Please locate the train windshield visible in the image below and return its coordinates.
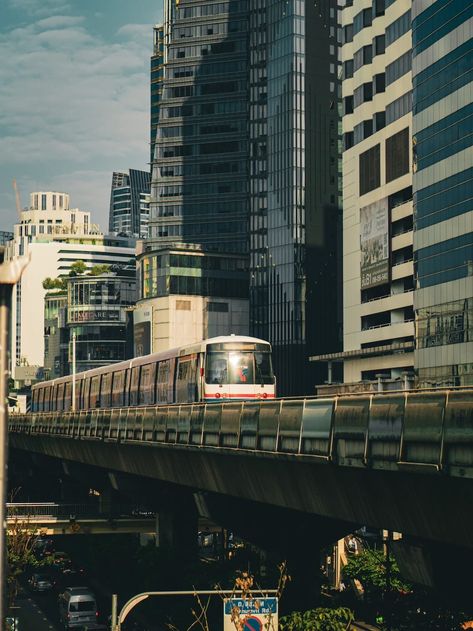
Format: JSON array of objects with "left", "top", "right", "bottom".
[{"left": 206, "top": 350, "right": 274, "bottom": 385}]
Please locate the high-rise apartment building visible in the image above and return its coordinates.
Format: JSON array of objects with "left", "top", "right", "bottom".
[
  {"left": 412, "top": 1, "right": 473, "bottom": 387},
  {"left": 248, "top": 0, "right": 341, "bottom": 395},
  {"left": 319, "top": 0, "right": 414, "bottom": 388},
  {"left": 147, "top": 0, "right": 249, "bottom": 255},
  {"left": 5, "top": 192, "right": 135, "bottom": 381},
  {"left": 109, "top": 169, "right": 151, "bottom": 238}
]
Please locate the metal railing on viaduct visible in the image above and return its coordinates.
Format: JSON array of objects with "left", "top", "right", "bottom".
[
  {"left": 8, "top": 387, "right": 473, "bottom": 551},
  {"left": 9, "top": 387, "right": 473, "bottom": 478}
]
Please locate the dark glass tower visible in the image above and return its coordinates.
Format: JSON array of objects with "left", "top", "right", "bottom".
[
  {"left": 151, "top": 24, "right": 165, "bottom": 165},
  {"left": 249, "top": 0, "right": 341, "bottom": 395},
  {"left": 147, "top": 0, "right": 249, "bottom": 254},
  {"left": 148, "top": 0, "right": 341, "bottom": 396}
]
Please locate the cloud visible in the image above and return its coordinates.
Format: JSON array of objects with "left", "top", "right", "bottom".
[
  {"left": 0, "top": 14, "right": 151, "bottom": 229},
  {"left": 7, "top": 0, "right": 71, "bottom": 17}
]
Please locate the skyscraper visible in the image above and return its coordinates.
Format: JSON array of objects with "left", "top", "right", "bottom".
[
  {"left": 147, "top": 0, "right": 249, "bottom": 255},
  {"left": 249, "top": 0, "right": 341, "bottom": 395},
  {"left": 412, "top": 1, "right": 473, "bottom": 387},
  {"left": 314, "top": 0, "right": 415, "bottom": 392},
  {"left": 109, "top": 169, "right": 151, "bottom": 238},
  {"left": 148, "top": 0, "right": 341, "bottom": 395}
]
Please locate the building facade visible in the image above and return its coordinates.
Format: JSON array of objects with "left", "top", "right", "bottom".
[
  {"left": 44, "top": 291, "right": 68, "bottom": 380},
  {"left": 135, "top": 245, "right": 249, "bottom": 354},
  {"left": 109, "top": 169, "right": 151, "bottom": 239},
  {"left": 319, "top": 0, "right": 414, "bottom": 387},
  {"left": 67, "top": 273, "right": 136, "bottom": 372},
  {"left": 248, "top": 0, "right": 341, "bottom": 395},
  {"left": 5, "top": 192, "right": 135, "bottom": 380},
  {"left": 412, "top": 0, "right": 473, "bottom": 387},
  {"left": 147, "top": 0, "right": 250, "bottom": 255}
]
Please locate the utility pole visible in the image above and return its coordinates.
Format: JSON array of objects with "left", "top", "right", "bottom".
[
  {"left": 0, "top": 257, "right": 29, "bottom": 624},
  {"left": 71, "top": 331, "right": 76, "bottom": 411}
]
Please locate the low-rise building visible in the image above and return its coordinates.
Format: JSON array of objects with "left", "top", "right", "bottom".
[{"left": 134, "top": 244, "right": 249, "bottom": 355}]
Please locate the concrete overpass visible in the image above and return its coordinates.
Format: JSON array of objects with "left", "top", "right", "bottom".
[{"left": 8, "top": 388, "right": 473, "bottom": 600}]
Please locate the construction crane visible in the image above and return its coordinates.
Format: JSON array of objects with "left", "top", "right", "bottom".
[{"left": 12, "top": 179, "right": 22, "bottom": 218}]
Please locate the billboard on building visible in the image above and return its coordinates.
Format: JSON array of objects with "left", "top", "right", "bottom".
[
  {"left": 360, "top": 198, "right": 390, "bottom": 289},
  {"left": 134, "top": 304, "right": 153, "bottom": 356}
]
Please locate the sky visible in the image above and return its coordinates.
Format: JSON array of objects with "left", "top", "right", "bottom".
[{"left": 0, "top": 0, "right": 163, "bottom": 232}]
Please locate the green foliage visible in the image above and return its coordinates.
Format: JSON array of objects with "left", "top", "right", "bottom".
[
  {"left": 343, "top": 550, "right": 410, "bottom": 596},
  {"left": 69, "top": 260, "right": 87, "bottom": 276},
  {"left": 88, "top": 263, "right": 111, "bottom": 276},
  {"left": 42, "top": 276, "right": 67, "bottom": 290},
  {"left": 280, "top": 607, "right": 354, "bottom": 631}
]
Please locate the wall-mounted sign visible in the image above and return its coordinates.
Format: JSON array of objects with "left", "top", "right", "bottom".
[{"left": 360, "top": 198, "right": 390, "bottom": 289}]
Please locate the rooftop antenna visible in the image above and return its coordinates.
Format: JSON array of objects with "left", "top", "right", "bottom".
[{"left": 12, "top": 179, "right": 22, "bottom": 219}]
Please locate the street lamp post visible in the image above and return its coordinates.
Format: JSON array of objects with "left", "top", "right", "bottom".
[
  {"left": 0, "top": 257, "right": 29, "bottom": 624},
  {"left": 71, "top": 331, "right": 76, "bottom": 412}
]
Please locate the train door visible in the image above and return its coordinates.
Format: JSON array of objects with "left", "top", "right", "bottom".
[{"left": 176, "top": 355, "right": 198, "bottom": 403}]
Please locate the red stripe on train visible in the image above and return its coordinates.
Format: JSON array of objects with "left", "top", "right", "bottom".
[{"left": 204, "top": 393, "right": 275, "bottom": 400}]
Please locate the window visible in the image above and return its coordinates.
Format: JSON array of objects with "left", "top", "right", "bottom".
[
  {"left": 374, "top": 111, "right": 386, "bottom": 131},
  {"left": 344, "top": 95, "right": 354, "bottom": 115},
  {"left": 374, "top": 73, "right": 385, "bottom": 93},
  {"left": 353, "top": 8, "right": 372, "bottom": 35},
  {"left": 386, "top": 51, "right": 411, "bottom": 86},
  {"left": 359, "top": 144, "right": 380, "bottom": 195},
  {"left": 354, "top": 82, "right": 373, "bottom": 108},
  {"left": 344, "top": 23, "right": 353, "bottom": 44},
  {"left": 386, "top": 10, "right": 410, "bottom": 47},
  {"left": 374, "top": 35, "right": 385, "bottom": 55},
  {"left": 41, "top": 194, "right": 47, "bottom": 210},
  {"left": 344, "top": 59, "right": 354, "bottom": 79},
  {"left": 386, "top": 127, "right": 409, "bottom": 183},
  {"left": 386, "top": 91, "right": 412, "bottom": 125}
]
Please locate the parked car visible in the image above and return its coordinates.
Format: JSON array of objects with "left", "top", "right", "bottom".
[
  {"left": 58, "top": 587, "right": 98, "bottom": 629},
  {"left": 29, "top": 572, "right": 53, "bottom": 592}
]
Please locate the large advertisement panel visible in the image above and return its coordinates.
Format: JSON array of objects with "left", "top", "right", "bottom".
[{"left": 360, "top": 198, "right": 390, "bottom": 289}]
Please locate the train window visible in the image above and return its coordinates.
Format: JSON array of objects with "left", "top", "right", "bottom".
[
  {"left": 76, "top": 379, "right": 83, "bottom": 411},
  {"left": 139, "top": 364, "right": 156, "bottom": 406},
  {"left": 82, "top": 378, "right": 91, "bottom": 409},
  {"left": 129, "top": 367, "right": 140, "bottom": 406},
  {"left": 254, "top": 352, "right": 274, "bottom": 385},
  {"left": 206, "top": 352, "right": 256, "bottom": 385},
  {"left": 112, "top": 370, "right": 125, "bottom": 408},
  {"left": 64, "top": 382, "right": 72, "bottom": 412},
  {"left": 176, "top": 356, "right": 197, "bottom": 403},
  {"left": 89, "top": 376, "right": 101, "bottom": 409},
  {"left": 157, "top": 361, "right": 170, "bottom": 403},
  {"left": 45, "top": 386, "right": 52, "bottom": 412},
  {"left": 101, "top": 373, "right": 112, "bottom": 408}
]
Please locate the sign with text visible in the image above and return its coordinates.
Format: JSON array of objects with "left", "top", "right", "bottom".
[
  {"left": 360, "top": 198, "right": 390, "bottom": 289},
  {"left": 224, "top": 597, "right": 278, "bottom": 631}
]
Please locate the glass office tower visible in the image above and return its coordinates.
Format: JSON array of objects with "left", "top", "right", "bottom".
[
  {"left": 249, "top": 0, "right": 341, "bottom": 395},
  {"left": 413, "top": 1, "right": 473, "bottom": 386},
  {"left": 147, "top": 0, "right": 249, "bottom": 255},
  {"left": 109, "top": 169, "right": 151, "bottom": 238}
]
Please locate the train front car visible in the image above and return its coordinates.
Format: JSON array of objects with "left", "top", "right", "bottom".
[{"left": 203, "top": 337, "right": 275, "bottom": 401}]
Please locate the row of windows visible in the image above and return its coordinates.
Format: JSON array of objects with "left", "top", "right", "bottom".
[
  {"left": 162, "top": 99, "right": 245, "bottom": 119},
  {"left": 157, "top": 140, "right": 242, "bottom": 159},
  {"left": 141, "top": 253, "right": 246, "bottom": 273},
  {"left": 414, "top": 167, "right": 473, "bottom": 230},
  {"left": 352, "top": 35, "right": 385, "bottom": 73},
  {"left": 171, "top": 60, "right": 246, "bottom": 79},
  {"left": 153, "top": 200, "right": 246, "bottom": 218},
  {"left": 174, "top": 20, "right": 246, "bottom": 39},
  {"left": 164, "top": 80, "right": 241, "bottom": 99},
  {"left": 386, "top": 10, "right": 410, "bottom": 47},
  {"left": 415, "top": 108, "right": 473, "bottom": 172},
  {"left": 413, "top": 0, "right": 472, "bottom": 55},
  {"left": 352, "top": 112, "right": 386, "bottom": 145},
  {"left": 386, "top": 90, "right": 412, "bottom": 125},
  {"left": 417, "top": 297, "right": 473, "bottom": 350},
  {"left": 415, "top": 232, "right": 473, "bottom": 289},
  {"left": 159, "top": 160, "right": 244, "bottom": 178},
  {"left": 142, "top": 275, "right": 248, "bottom": 300},
  {"left": 413, "top": 39, "right": 473, "bottom": 114},
  {"left": 169, "top": 39, "right": 242, "bottom": 60},
  {"left": 153, "top": 220, "right": 246, "bottom": 238},
  {"left": 351, "top": 74, "right": 385, "bottom": 109},
  {"left": 157, "top": 180, "right": 246, "bottom": 198},
  {"left": 386, "top": 50, "right": 411, "bottom": 86},
  {"left": 177, "top": 1, "right": 248, "bottom": 19}
]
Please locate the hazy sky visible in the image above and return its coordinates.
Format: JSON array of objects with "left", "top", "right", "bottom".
[{"left": 0, "top": 0, "right": 163, "bottom": 232}]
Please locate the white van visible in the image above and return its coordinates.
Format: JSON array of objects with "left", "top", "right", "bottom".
[{"left": 58, "top": 587, "right": 98, "bottom": 629}]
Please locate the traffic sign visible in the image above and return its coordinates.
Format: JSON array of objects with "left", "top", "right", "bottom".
[{"left": 224, "top": 597, "right": 278, "bottom": 631}]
